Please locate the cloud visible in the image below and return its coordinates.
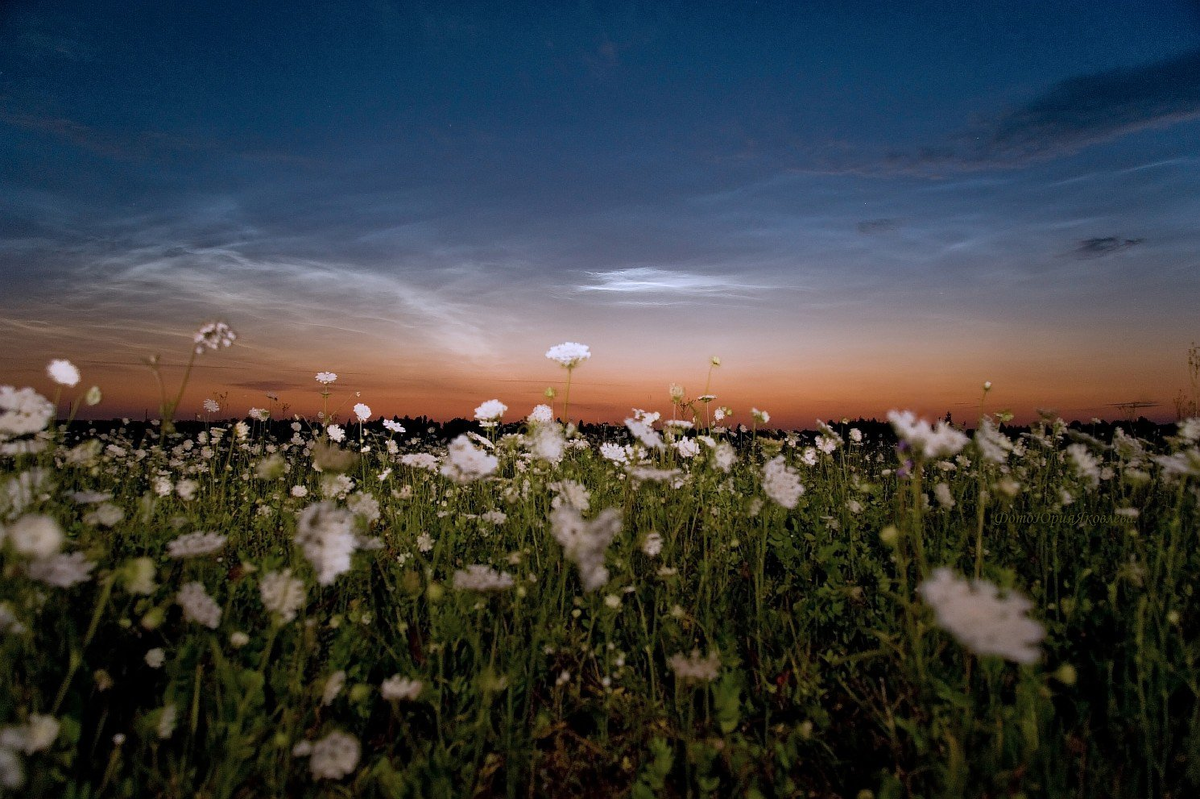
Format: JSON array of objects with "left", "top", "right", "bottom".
[
  {"left": 852, "top": 49, "right": 1200, "bottom": 175},
  {"left": 857, "top": 218, "right": 901, "bottom": 234},
  {"left": 1070, "top": 237, "right": 1144, "bottom": 259},
  {"left": 574, "top": 267, "right": 781, "bottom": 305}
]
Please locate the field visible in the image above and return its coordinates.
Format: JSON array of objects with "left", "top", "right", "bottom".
[{"left": 2, "top": 354, "right": 1200, "bottom": 798}]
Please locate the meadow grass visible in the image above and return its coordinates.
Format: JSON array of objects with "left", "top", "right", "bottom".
[{"left": 1, "top": 349, "right": 1199, "bottom": 798}]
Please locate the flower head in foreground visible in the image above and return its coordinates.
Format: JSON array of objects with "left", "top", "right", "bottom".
[
  {"left": 550, "top": 504, "right": 621, "bottom": 592},
  {"left": 177, "top": 582, "right": 222, "bottom": 629},
  {"left": 307, "top": 731, "right": 360, "bottom": 781},
  {"left": 193, "top": 322, "right": 237, "bottom": 354},
  {"left": 439, "top": 435, "right": 499, "bottom": 484},
  {"left": 381, "top": 675, "right": 423, "bottom": 701},
  {"left": 668, "top": 649, "right": 721, "bottom": 683},
  {"left": 452, "top": 564, "right": 515, "bottom": 593},
  {"left": 315, "top": 372, "right": 337, "bottom": 385},
  {"left": 762, "top": 456, "right": 804, "bottom": 509},
  {"left": 260, "top": 569, "right": 306, "bottom": 623},
  {"left": 917, "top": 568, "right": 1045, "bottom": 664},
  {"left": 0, "top": 387, "right": 55, "bottom": 438},
  {"left": 46, "top": 359, "right": 80, "bottom": 387},
  {"left": 353, "top": 403, "right": 372, "bottom": 422},
  {"left": 545, "top": 342, "right": 591, "bottom": 369},
  {"left": 474, "top": 399, "right": 507, "bottom": 426},
  {"left": 887, "top": 410, "right": 970, "bottom": 459},
  {"left": 166, "top": 531, "right": 227, "bottom": 559},
  {"left": 294, "top": 502, "right": 358, "bottom": 585}
]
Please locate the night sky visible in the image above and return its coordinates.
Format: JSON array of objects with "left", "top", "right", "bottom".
[{"left": 3, "top": 1, "right": 1199, "bottom": 427}]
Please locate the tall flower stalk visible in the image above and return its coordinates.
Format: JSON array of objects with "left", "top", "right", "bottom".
[{"left": 545, "top": 342, "right": 590, "bottom": 425}]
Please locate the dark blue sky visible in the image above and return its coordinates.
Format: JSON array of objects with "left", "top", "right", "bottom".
[{"left": 2, "top": 1, "right": 1199, "bottom": 423}]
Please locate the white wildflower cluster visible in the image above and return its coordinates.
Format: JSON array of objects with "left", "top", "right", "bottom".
[
  {"left": 0, "top": 714, "right": 60, "bottom": 789},
  {"left": 599, "top": 442, "right": 632, "bottom": 464},
  {"left": 452, "top": 564, "right": 515, "bottom": 592},
  {"left": 353, "top": 403, "right": 372, "bottom": 422},
  {"left": 711, "top": 441, "right": 736, "bottom": 473},
  {"left": 439, "top": 435, "right": 498, "bottom": 483},
  {"left": 548, "top": 479, "right": 590, "bottom": 511},
  {"left": 383, "top": 418, "right": 405, "bottom": 433},
  {"left": 527, "top": 422, "right": 566, "bottom": 464},
  {"left": 294, "top": 731, "right": 360, "bottom": 781},
  {"left": 3, "top": 514, "right": 64, "bottom": 559},
  {"left": 295, "top": 502, "right": 359, "bottom": 586},
  {"left": 550, "top": 504, "right": 621, "bottom": 592},
  {"left": 1066, "top": 443, "right": 1101, "bottom": 487},
  {"left": 0, "top": 387, "right": 55, "bottom": 440},
  {"left": 166, "top": 531, "right": 227, "bottom": 559},
  {"left": 545, "top": 342, "right": 591, "bottom": 368},
  {"left": 399, "top": 452, "right": 440, "bottom": 472},
  {"left": 260, "top": 569, "right": 306, "bottom": 623},
  {"left": 46, "top": 359, "right": 81, "bottom": 387},
  {"left": 315, "top": 371, "right": 337, "bottom": 385},
  {"left": 673, "top": 437, "right": 700, "bottom": 458},
  {"left": 974, "top": 417, "right": 1014, "bottom": 464},
  {"left": 917, "top": 568, "right": 1045, "bottom": 664},
  {"left": 474, "top": 399, "right": 507, "bottom": 427},
  {"left": 887, "top": 410, "right": 969, "bottom": 459},
  {"left": 668, "top": 649, "right": 721, "bottom": 683},
  {"left": 26, "top": 552, "right": 95, "bottom": 588},
  {"left": 761, "top": 456, "right": 804, "bottom": 509},
  {"left": 625, "top": 412, "right": 664, "bottom": 450},
  {"left": 193, "top": 321, "right": 237, "bottom": 354},
  {"left": 380, "top": 675, "right": 423, "bottom": 701},
  {"left": 177, "top": 582, "right": 222, "bottom": 629},
  {"left": 527, "top": 404, "right": 554, "bottom": 424}
]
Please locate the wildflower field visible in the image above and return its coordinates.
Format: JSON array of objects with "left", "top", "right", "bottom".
[{"left": 2, "top": 339, "right": 1200, "bottom": 798}]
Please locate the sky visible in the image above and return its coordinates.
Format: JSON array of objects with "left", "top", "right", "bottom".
[{"left": 2, "top": 0, "right": 1199, "bottom": 428}]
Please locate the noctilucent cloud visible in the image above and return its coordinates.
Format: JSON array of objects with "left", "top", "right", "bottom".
[{"left": 2, "top": 1, "right": 1198, "bottom": 426}]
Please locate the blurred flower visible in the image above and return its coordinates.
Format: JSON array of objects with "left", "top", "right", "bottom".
[
  {"left": 260, "top": 569, "right": 306, "bottom": 623},
  {"left": 46, "top": 360, "right": 80, "bottom": 387},
  {"left": 439, "top": 435, "right": 498, "bottom": 484},
  {"left": 315, "top": 372, "right": 337, "bottom": 385},
  {"left": 550, "top": 505, "right": 621, "bottom": 592},
  {"left": 381, "top": 676, "right": 423, "bottom": 701},
  {"left": 918, "top": 568, "right": 1044, "bottom": 664},
  {"left": 452, "top": 565, "right": 515, "bottom": 592},
  {"left": 193, "top": 322, "right": 237, "bottom": 354},
  {"left": 295, "top": 502, "right": 358, "bottom": 586},
  {"left": 167, "top": 531, "right": 227, "bottom": 559},
  {"left": 177, "top": 582, "right": 221, "bottom": 629},
  {"left": 668, "top": 649, "right": 721, "bottom": 683},
  {"left": 307, "top": 731, "right": 360, "bottom": 781},
  {"left": 0, "top": 387, "right": 55, "bottom": 438},
  {"left": 762, "top": 456, "right": 804, "bottom": 509}
]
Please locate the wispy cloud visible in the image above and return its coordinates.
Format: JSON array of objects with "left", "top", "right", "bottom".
[
  {"left": 1069, "top": 237, "right": 1144, "bottom": 259},
  {"left": 576, "top": 267, "right": 778, "bottom": 304}
]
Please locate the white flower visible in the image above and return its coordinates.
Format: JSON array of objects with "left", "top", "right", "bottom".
[
  {"left": 177, "top": 582, "right": 221, "bottom": 629},
  {"left": 641, "top": 531, "right": 663, "bottom": 557},
  {"left": 322, "top": 671, "right": 346, "bottom": 706},
  {"left": 155, "top": 704, "right": 178, "bottom": 740},
  {"left": 82, "top": 503, "right": 124, "bottom": 527},
  {"left": 527, "top": 404, "right": 554, "bottom": 424},
  {"left": 545, "top": 342, "right": 591, "bottom": 369},
  {"left": 751, "top": 408, "right": 770, "bottom": 424},
  {"left": 167, "top": 531, "right": 227, "bottom": 559},
  {"left": 673, "top": 438, "right": 700, "bottom": 459},
  {"left": 193, "top": 322, "right": 237, "bottom": 354},
  {"left": 176, "top": 479, "right": 198, "bottom": 501},
  {"left": 549, "top": 479, "right": 590, "bottom": 512},
  {"left": 625, "top": 416, "right": 664, "bottom": 450},
  {"left": 26, "top": 552, "right": 95, "bottom": 588},
  {"left": 1067, "top": 444, "right": 1101, "bottom": 487},
  {"left": 762, "top": 456, "right": 804, "bottom": 509},
  {"left": 668, "top": 649, "right": 721, "bottom": 683},
  {"left": 917, "top": 568, "right": 1045, "bottom": 664},
  {"left": 887, "top": 410, "right": 969, "bottom": 459},
  {"left": 380, "top": 676, "right": 423, "bottom": 701},
  {"left": 0, "top": 387, "right": 55, "bottom": 438},
  {"left": 439, "top": 435, "right": 498, "bottom": 484},
  {"left": 711, "top": 441, "right": 736, "bottom": 473},
  {"left": 0, "top": 746, "right": 23, "bottom": 789},
  {"left": 145, "top": 648, "right": 165, "bottom": 668},
  {"left": 599, "top": 442, "right": 631, "bottom": 464},
  {"left": 202, "top": 399, "right": 220, "bottom": 414},
  {"left": 452, "top": 565, "right": 515, "bottom": 592},
  {"left": 326, "top": 424, "right": 345, "bottom": 443},
  {"left": 47, "top": 360, "right": 80, "bottom": 387},
  {"left": 528, "top": 423, "right": 566, "bottom": 464},
  {"left": 308, "top": 731, "right": 360, "bottom": 781},
  {"left": 383, "top": 419, "right": 405, "bottom": 433},
  {"left": 353, "top": 403, "right": 372, "bottom": 422},
  {"left": 550, "top": 505, "right": 621, "bottom": 592},
  {"left": 4, "top": 514, "right": 64, "bottom": 559},
  {"left": 295, "top": 502, "right": 358, "bottom": 586},
  {"left": 1178, "top": 418, "right": 1200, "bottom": 443},
  {"left": 248, "top": 407, "right": 270, "bottom": 421},
  {"left": 230, "top": 631, "right": 250, "bottom": 647},
  {"left": 260, "top": 569, "right": 306, "bottom": 623},
  {"left": 474, "top": 399, "right": 507, "bottom": 424},
  {"left": 416, "top": 532, "right": 434, "bottom": 552},
  {"left": 400, "top": 453, "right": 440, "bottom": 472},
  {"left": 933, "top": 482, "right": 955, "bottom": 509},
  {"left": 315, "top": 372, "right": 338, "bottom": 385}
]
